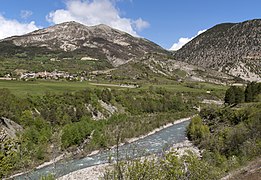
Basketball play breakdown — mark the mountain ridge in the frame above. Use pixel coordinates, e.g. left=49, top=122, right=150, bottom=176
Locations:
left=1, top=21, right=168, bottom=67
left=174, top=19, right=261, bottom=82
left=0, top=19, right=260, bottom=82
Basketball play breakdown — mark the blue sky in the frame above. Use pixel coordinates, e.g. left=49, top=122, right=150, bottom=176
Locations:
left=0, top=0, right=260, bottom=50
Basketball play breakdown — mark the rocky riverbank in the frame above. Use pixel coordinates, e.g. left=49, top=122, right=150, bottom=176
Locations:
left=9, top=116, right=194, bottom=179
left=57, top=117, right=198, bottom=180
left=57, top=139, right=200, bottom=180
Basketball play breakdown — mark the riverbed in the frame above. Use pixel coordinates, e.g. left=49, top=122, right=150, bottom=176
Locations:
left=14, top=118, right=191, bottom=179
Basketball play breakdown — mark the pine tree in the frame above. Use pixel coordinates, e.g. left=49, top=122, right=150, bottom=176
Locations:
left=245, top=83, right=254, bottom=102
left=245, top=82, right=261, bottom=102
left=225, top=86, right=244, bottom=105
left=225, top=87, right=235, bottom=105
left=234, top=86, right=244, bottom=104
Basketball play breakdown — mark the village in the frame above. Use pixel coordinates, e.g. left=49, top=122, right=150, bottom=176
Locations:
left=19, top=70, right=79, bottom=81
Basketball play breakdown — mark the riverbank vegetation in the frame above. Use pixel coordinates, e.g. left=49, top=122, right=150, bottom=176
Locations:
left=102, top=82, right=261, bottom=180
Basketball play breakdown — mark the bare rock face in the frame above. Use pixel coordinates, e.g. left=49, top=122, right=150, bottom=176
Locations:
left=174, top=19, right=261, bottom=82
left=2, top=21, right=167, bottom=67
left=0, top=117, right=23, bottom=141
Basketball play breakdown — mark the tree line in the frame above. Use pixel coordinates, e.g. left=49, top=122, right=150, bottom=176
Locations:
left=224, top=82, right=261, bottom=105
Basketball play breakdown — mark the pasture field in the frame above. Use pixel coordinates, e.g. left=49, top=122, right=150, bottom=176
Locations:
left=0, top=80, right=107, bottom=97
left=0, top=79, right=227, bottom=97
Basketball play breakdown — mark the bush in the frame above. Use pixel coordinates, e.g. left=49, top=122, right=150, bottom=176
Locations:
left=187, top=116, right=210, bottom=142
left=102, top=151, right=223, bottom=180
left=61, top=117, right=96, bottom=149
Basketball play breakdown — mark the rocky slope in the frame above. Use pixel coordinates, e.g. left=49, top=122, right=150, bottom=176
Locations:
left=0, top=21, right=168, bottom=67
left=0, top=117, right=22, bottom=141
left=110, top=53, right=235, bottom=84
left=174, top=19, right=261, bottom=82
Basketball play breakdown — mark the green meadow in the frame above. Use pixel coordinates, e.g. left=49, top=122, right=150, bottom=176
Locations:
left=0, top=80, right=95, bottom=97
left=0, top=79, right=227, bottom=97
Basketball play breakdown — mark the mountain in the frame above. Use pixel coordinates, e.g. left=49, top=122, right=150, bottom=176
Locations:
left=0, top=20, right=255, bottom=84
left=174, top=19, right=261, bottom=82
left=0, top=21, right=168, bottom=67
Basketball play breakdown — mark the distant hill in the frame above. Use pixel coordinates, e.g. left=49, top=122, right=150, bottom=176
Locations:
left=0, top=21, right=168, bottom=67
left=174, top=19, right=261, bottom=82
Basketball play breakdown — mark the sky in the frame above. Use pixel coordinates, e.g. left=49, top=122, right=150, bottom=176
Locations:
left=0, top=0, right=261, bottom=50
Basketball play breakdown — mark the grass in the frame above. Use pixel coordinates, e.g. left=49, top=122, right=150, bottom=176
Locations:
left=0, top=79, right=156, bottom=97
left=0, top=80, right=117, bottom=97
left=172, top=69, right=187, bottom=78
left=0, top=79, right=227, bottom=97
left=146, top=84, right=205, bottom=93
left=140, top=82, right=227, bottom=93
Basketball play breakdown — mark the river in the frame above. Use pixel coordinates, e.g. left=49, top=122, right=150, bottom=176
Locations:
left=14, top=119, right=190, bottom=179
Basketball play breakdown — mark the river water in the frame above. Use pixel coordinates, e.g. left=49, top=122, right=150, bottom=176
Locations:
left=15, top=120, right=190, bottom=179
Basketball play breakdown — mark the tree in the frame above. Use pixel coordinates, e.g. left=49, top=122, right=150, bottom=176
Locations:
left=234, top=86, right=244, bottom=104
left=224, top=86, right=244, bottom=105
left=245, top=82, right=261, bottom=102
left=187, top=116, right=210, bottom=142
left=224, top=87, right=235, bottom=105
left=20, top=110, right=34, bottom=127
left=101, top=88, right=112, bottom=103
left=245, top=83, right=254, bottom=102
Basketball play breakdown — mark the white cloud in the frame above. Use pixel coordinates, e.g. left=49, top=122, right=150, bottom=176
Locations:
left=0, top=15, right=40, bottom=39
left=170, top=37, right=191, bottom=51
left=133, top=18, right=150, bottom=31
left=20, top=10, right=33, bottom=19
left=170, top=29, right=206, bottom=51
left=46, top=0, right=149, bottom=36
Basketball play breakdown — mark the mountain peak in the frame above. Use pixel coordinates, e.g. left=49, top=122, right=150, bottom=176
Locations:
left=1, top=21, right=166, bottom=67
left=95, top=23, right=111, bottom=28
left=49, top=21, right=120, bottom=33
left=55, top=21, right=87, bottom=28
left=59, top=21, right=82, bottom=26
